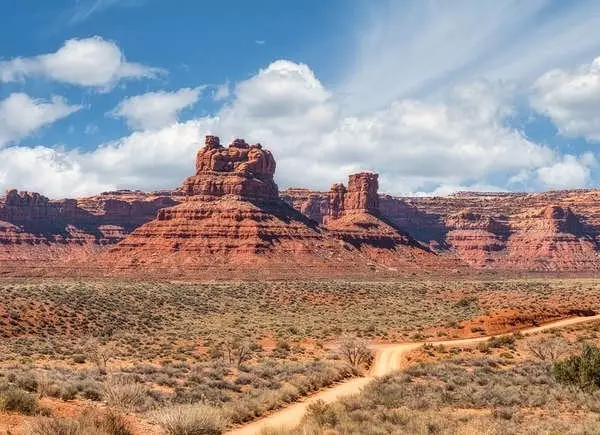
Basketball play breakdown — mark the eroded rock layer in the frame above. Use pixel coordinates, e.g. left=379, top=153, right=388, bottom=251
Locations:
left=0, top=190, right=180, bottom=267
left=281, top=189, right=600, bottom=271
left=104, top=138, right=437, bottom=276
left=322, top=173, right=441, bottom=269
left=3, top=133, right=600, bottom=275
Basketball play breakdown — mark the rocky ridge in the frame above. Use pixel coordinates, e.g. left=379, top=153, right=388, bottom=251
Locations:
left=0, top=189, right=179, bottom=265
left=2, top=134, right=600, bottom=275
left=103, top=136, right=434, bottom=277
left=281, top=189, right=600, bottom=271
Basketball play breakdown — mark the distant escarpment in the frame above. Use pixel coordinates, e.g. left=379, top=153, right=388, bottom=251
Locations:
left=2, top=134, right=600, bottom=276
left=281, top=189, right=600, bottom=271
left=0, top=189, right=180, bottom=267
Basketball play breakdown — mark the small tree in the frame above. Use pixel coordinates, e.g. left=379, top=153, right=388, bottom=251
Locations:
left=553, top=343, right=600, bottom=391
left=528, top=336, right=568, bottom=362
left=85, top=339, right=113, bottom=374
left=223, top=337, right=253, bottom=368
left=340, top=337, right=374, bottom=368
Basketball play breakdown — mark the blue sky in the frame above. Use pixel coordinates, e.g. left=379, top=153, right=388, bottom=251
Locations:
left=2, top=0, right=600, bottom=197
left=0, top=0, right=361, bottom=148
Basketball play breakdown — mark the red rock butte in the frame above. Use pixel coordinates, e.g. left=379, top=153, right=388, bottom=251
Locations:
left=102, top=136, right=436, bottom=278
left=2, top=134, right=600, bottom=278
left=183, top=135, right=279, bottom=201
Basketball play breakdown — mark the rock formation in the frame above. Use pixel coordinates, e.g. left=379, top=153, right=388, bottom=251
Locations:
left=184, top=136, right=278, bottom=200
left=282, top=189, right=600, bottom=271
left=444, top=209, right=509, bottom=267
left=106, top=137, right=390, bottom=276
left=504, top=205, right=599, bottom=271
left=322, top=172, right=439, bottom=268
left=344, top=173, right=379, bottom=213
left=0, top=189, right=180, bottom=270
left=4, top=135, right=600, bottom=275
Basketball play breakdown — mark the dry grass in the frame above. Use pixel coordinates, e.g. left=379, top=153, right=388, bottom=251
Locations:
left=25, top=409, right=132, bottom=435
left=152, top=404, right=226, bottom=435
left=1, top=277, right=600, bottom=434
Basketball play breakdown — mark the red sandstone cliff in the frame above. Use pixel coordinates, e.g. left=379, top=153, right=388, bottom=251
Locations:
left=102, top=137, right=441, bottom=276
left=281, top=189, right=600, bottom=271
left=2, top=134, right=600, bottom=275
left=0, top=189, right=180, bottom=266
left=322, top=173, right=441, bottom=269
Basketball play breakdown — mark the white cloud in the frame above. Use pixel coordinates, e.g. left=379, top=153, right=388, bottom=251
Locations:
left=0, top=146, right=112, bottom=198
left=110, top=87, right=203, bottom=130
left=213, top=82, right=230, bottom=101
left=0, top=93, right=81, bottom=147
left=0, top=36, right=163, bottom=88
left=0, top=60, right=589, bottom=198
left=67, top=0, right=141, bottom=25
left=531, top=57, right=600, bottom=141
left=409, top=183, right=506, bottom=197
left=340, top=1, right=600, bottom=113
left=214, top=63, right=553, bottom=192
left=537, top=153, right=597, bottom=189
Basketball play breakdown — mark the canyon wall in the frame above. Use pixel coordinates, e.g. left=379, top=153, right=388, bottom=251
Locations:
left=281, top=189, right=600, bottom=271
left=2, top=134, right=600, bottom=274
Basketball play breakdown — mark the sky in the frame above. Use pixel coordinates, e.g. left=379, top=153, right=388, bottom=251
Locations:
left=2, top=0, right=600, bottom=198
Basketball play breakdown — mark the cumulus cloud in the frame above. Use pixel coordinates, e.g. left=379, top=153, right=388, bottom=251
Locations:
left=531, top=57, right=600, bottom=141
left=0, top=60, right=593, bottom=198
left=537, top=153, right=597, bottom=189
left=0, top=93, right=81, bottom=147
left=213, top=63, right=553, bottom=192
left=0, top=36, right=163, bottom=88
left=0, top=146, right=112, bottom=198
left=213, top=82, right=230, bottom=101
left=110, top=87, right=204, bottom=130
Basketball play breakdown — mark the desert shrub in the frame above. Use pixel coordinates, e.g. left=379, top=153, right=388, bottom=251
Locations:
left=487, top=335, right=516, bottom=349
left=0, top=387, right=39, bottom=415
left=454, top=297, right=477, bottom=308
left=72, top=354, right=86, bottom=364
left=103, top=379, right=153, bottom=412
left=153, top=404, right=226, bottom=435
left=25, top=409, right=131, bottom=435
left=59, top=383, right=79, bottom=401
left=528, top=336, right=568, bottom=362
left=304, top=400, right=338, bottom=428
left=15, top=373, right=38, bottom=392
left=339, top=338, right=373, bottom=368
left=553, top=343, right=600, bottom=391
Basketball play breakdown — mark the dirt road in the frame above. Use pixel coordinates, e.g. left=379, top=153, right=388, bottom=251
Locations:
left=226, top=315, right=600, bottom=435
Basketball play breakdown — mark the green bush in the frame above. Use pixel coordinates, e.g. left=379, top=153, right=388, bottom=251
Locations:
left=0, top=388, right=39, bottom=415
left=553, top=344, right=600, bottom=391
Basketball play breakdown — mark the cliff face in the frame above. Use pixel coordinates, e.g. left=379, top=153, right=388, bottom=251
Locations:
left=3, top=137, right=600, bottom=274
left=281, top=189, right=600, bottom=271
left=322, top=173, right=442, bottom=269
left=0, top=189, right=180, bottom=263
left=104, top=137, right=438, bottom=276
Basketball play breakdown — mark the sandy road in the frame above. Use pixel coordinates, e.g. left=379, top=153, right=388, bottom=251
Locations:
left=226, top=315, right=600, bottom=435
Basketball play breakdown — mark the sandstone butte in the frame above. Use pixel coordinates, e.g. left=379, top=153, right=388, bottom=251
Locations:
left=1, top=135, right=600, bottom=277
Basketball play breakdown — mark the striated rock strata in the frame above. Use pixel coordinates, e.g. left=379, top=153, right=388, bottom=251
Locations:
left=0, top=189, right=180, bottom=268
left=4, top=132, right=600, bottom=275
left=281, top=189, right=600, bottom=271
left=323, top=173, right=442, bottom=269
left=105, top=137, right=439, bottom=276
